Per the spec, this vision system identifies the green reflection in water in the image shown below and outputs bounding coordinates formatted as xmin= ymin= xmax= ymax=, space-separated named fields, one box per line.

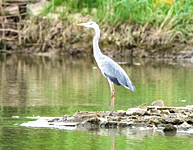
xmin=1 ymin=54 xmax=193 ymax=116
xmin=0 ymin=127 xmax=193 ymax=150
xmin=0 ymin=127 xmax=111 ymax=150
xmin=1 ymin=54 xmax=193 ymax=149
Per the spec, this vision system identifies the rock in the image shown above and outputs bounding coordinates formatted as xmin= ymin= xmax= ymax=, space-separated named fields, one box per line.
xmin=20 ymin=102 xmax=193 ymax=131
xmin=151 ymin=100 xmax=164 ymax=107
xmin=169 ymin=109 xmax=175 ymax=113
xmin=117 ymin=110 xmax=126 ymax=116
xmin=27 ymin=1 xmax=50 ymax=16
xmin=161 ymin=110 xmax=170 ymax=115
xmin=150 ymin=108 xmax=161 ymax=114
xmin=173 ymin=118 xmax=182 ymax=125
xmin=163 ymin=124 xmax=177 ymax=132
xmin=188 ymin=114 xmax=193 ymax=118
xmin=179 ymin=122 xmax=192 ymax=129
xmin=118 ymin=122 xmax=127 ymax=127
xmin=137 ymin=103 xmax=147 ymax=110
xmin=163 ymin=124 xmax=177 ymax=136
xmin=126 ymin=108 xmax=146 ymax=116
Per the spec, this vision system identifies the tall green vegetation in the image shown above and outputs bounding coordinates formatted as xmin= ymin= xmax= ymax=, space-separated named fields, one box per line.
xmin=44 ymin=0 xmax=193 ymax=34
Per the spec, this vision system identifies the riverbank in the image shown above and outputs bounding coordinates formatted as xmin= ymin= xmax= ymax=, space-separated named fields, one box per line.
xmin=1 ymin=0 xmax=193 ymax=59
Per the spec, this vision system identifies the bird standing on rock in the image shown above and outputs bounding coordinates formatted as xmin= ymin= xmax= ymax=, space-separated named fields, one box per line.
xmin=77 ymin=21 xmax=136 ymax=115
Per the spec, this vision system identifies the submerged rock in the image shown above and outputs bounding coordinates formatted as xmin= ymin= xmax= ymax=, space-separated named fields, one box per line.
xmin=163 ymin=124 xmax=177 ymax=132
xmin=163 ymin=124 xmax=177 ymax=136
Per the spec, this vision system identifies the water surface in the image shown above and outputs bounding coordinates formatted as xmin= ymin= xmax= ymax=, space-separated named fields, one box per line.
xmin=0 ymin=54 xmax=193 ymax=149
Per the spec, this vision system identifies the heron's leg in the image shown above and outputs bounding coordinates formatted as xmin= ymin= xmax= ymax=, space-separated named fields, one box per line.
xmin=110 ymin=83 xmax=115 ymax=114
xmin=108 ymin=79 xmax=115 ymax=115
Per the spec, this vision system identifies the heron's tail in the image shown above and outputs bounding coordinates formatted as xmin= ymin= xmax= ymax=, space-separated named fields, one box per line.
xmin=130 ymin=83 xmax=136 ymax=92
xmin=124 ymin=82 xmax=136 ymax=92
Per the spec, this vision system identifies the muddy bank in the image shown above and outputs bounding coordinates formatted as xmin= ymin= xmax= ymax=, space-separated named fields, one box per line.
xmin=1 ymin=13 xmax=193 ymax=59
xmin=21 ymin=101 xmax=193 ymax=135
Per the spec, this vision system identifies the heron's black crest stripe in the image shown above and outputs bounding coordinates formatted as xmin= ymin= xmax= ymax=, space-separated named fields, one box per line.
xmin=104 ymin=73 xmax=121 ymax=86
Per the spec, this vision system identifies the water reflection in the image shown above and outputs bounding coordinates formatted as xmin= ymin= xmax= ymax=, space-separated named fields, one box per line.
xmin=1 ymin=126 xmax=193 ymax=150
xmin=0 ymin=54 xmax=193 ymax=117
xmin=1 ymin=54 xmax=193 ymax=150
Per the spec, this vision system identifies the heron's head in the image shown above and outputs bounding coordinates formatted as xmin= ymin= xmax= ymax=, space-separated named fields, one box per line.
xmin=77 ymin=21 xmax=97 ymax=28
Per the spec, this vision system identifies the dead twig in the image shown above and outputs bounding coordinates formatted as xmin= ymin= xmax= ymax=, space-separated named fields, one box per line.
xmin=0 ymin=36 xmax=18 ymax=41
xmin=0 ymin=13 xmax=27 ymax=19
xmin=0 ymin=28 xmax=19 ymax=33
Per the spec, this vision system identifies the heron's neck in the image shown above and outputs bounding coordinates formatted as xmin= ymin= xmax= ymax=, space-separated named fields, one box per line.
xmin=93 ymin=26 xmax=102 ymax=59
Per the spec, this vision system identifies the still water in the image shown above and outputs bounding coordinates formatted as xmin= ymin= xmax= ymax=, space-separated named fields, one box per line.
xmin=0 ymin=54 xmax=193 ymax=149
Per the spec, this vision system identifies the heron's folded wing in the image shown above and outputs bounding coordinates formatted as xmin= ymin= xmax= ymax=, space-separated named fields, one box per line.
xmin=103 ymin=73 xmax=121 ymax=85
xmin=99 ymin=56 xmax=136 ymax=92
xmin=99 ymin=57 xmax=126 ymax=86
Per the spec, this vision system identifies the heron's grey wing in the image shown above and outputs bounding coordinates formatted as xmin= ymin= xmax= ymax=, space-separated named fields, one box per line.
xmin=100 ymin=58 xmax=127 ymax=86
xmin=104 ymin=72 xmax=121 ymax=85
xmin=99 ymin=56 xmax=136 ymax=92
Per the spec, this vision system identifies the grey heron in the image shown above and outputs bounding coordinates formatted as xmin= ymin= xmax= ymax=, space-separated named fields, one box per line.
xmin=77 ymin=21 xmax=136 ymax=114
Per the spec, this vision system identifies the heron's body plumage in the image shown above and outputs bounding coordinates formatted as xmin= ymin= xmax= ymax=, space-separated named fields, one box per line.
xmin=97 ymin=55 xmax=136 ymax=92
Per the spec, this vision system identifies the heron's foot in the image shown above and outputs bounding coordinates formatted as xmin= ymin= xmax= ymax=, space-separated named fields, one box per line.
xmin=109 ymin=111 xmax=114 ymax=116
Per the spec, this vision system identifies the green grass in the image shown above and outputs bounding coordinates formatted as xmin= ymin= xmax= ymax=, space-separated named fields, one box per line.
xmin=1 ymin=0 xmax=192 ymax=52
xmin=44 ymin=0 xmax=193 ymax=30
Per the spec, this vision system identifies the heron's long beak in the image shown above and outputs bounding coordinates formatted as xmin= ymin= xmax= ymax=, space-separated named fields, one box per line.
xmin=77 ymin=23 xmax=83 ymax=26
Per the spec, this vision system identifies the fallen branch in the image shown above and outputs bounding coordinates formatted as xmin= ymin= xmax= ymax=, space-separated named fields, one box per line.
xmin=0 ymin=28 xmax=19 ymax=33
xmin=0 ymin=36 xmax=18 ymax=41
xmin=0 ymin=13 xmax=27 ymax=18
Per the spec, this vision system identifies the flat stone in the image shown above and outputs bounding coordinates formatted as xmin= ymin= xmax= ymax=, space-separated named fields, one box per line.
xmin=126 ymin=108 xmax=146 ymax=116
xmin=161 ymin=110 xmax=170 ymax=115
xmin=150 ymin=109 xmax=161 ymax=114
xmin=137 ymin=103 xmax=147 ymax=110
xmin=117 ymin=110 xmax=126 ymax=116
xmin=151 ymin=100 xmax=164 ymax=107
xmin=179 ymin=122 xmax=192 ymax=129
